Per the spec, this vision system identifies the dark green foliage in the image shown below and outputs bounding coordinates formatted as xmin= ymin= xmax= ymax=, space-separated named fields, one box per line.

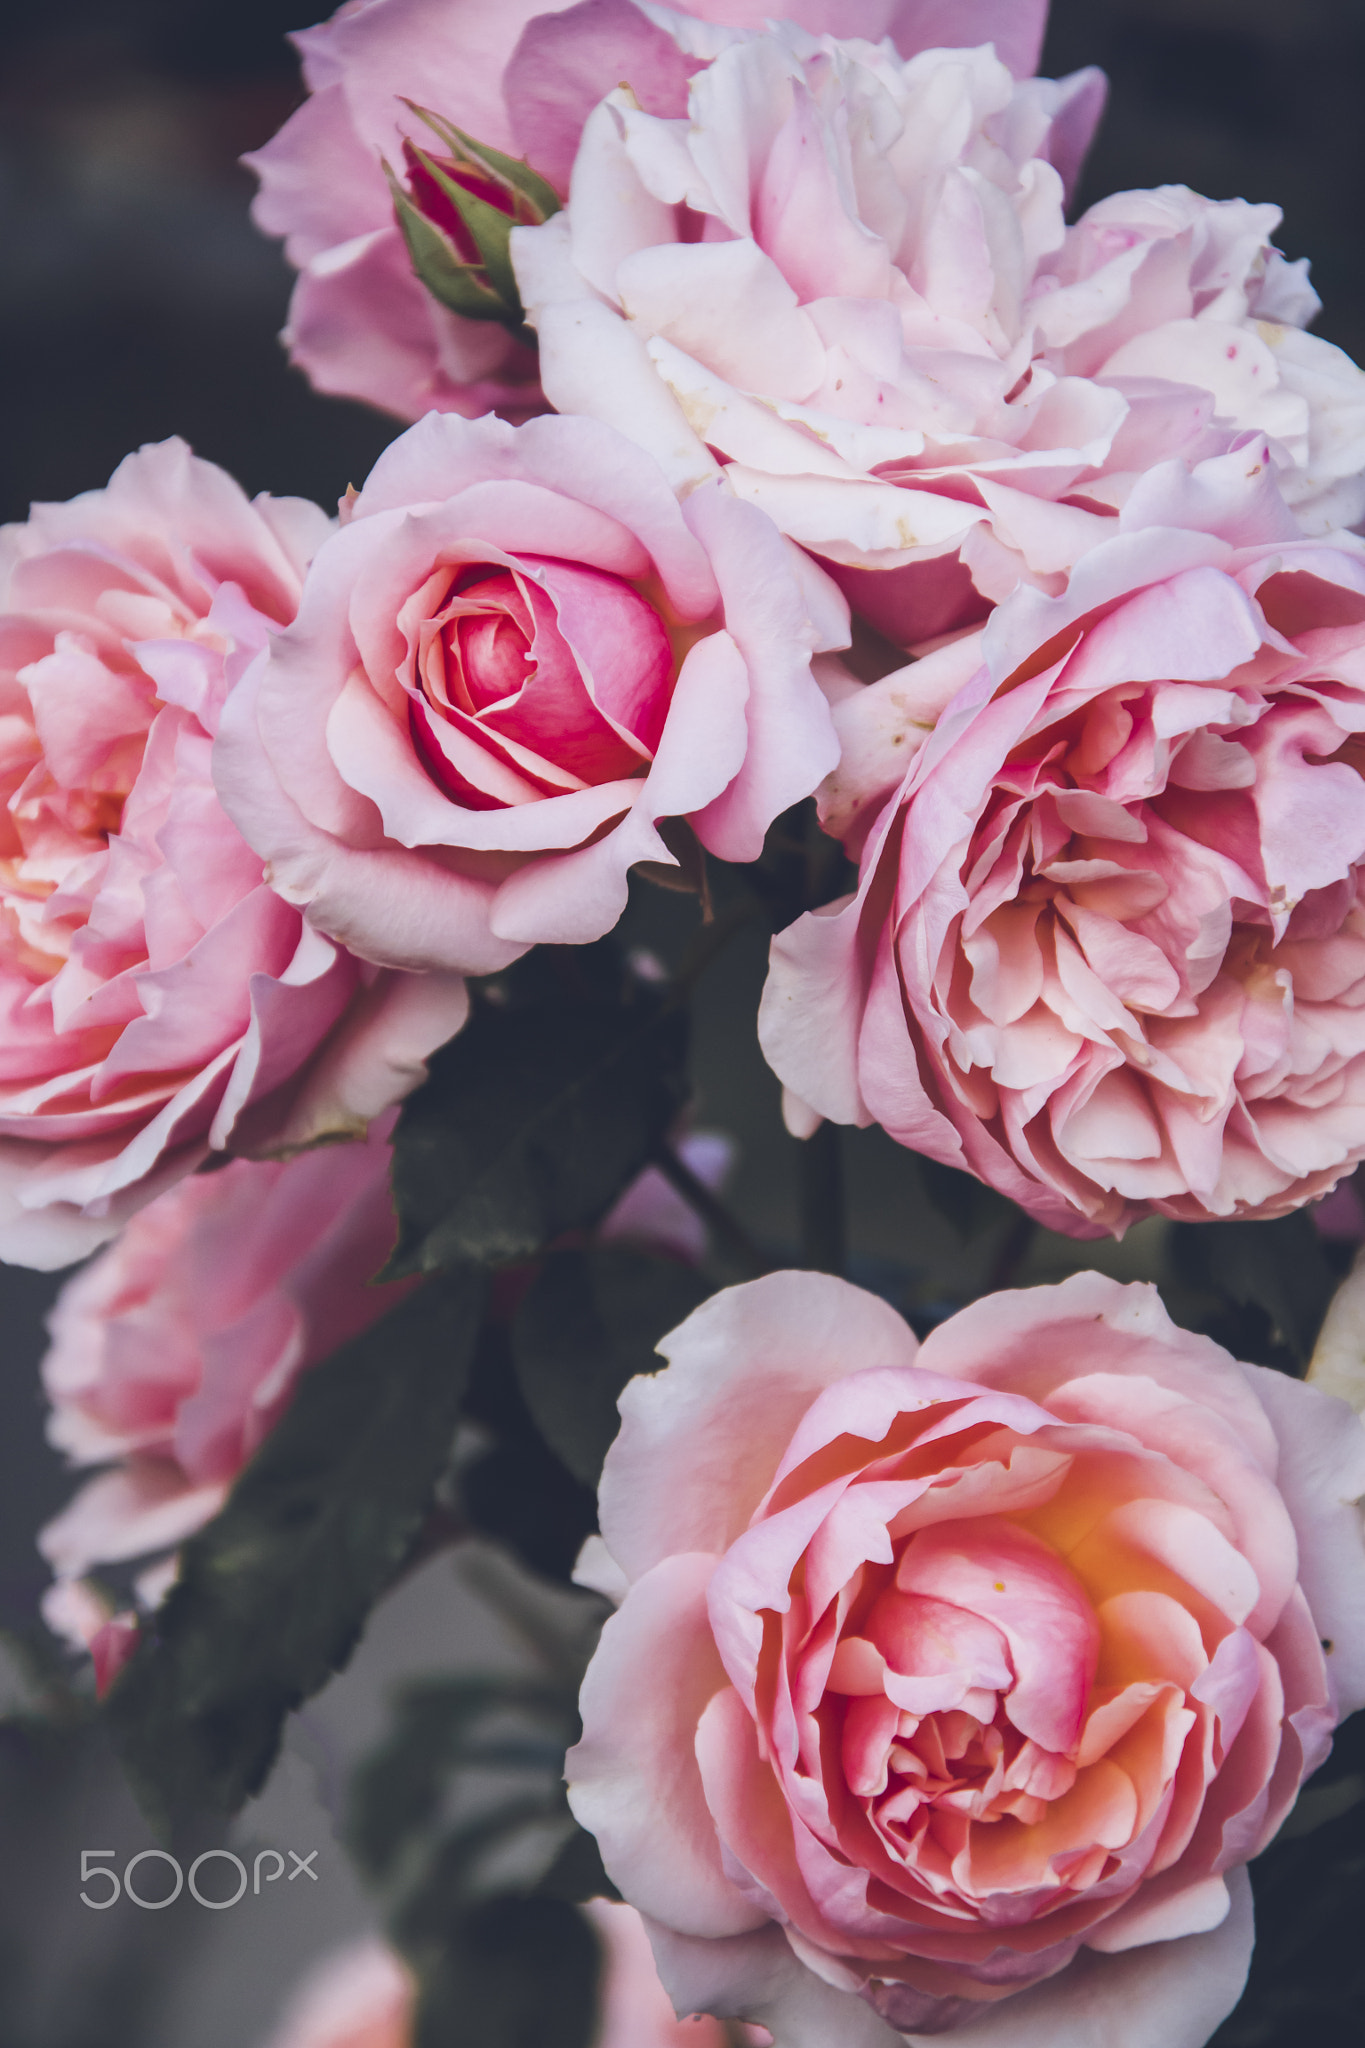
xmin=915 ymin=1155 xmax=1016 ymax=1241
xmin=415 ymin=1896 xmax=601 ymax=2048
xmin=385 ymin=959 xmax=690 ymax=1277
xmin=104 ymin=1271 xmax=484 ymax=1832
xmin=461 ymin=1323 xmax=601 ymax=1582
xmin=346 ymin=1596 xmax=613 ymax=2048
xmin=512 ymin=1248 xmax=712 ymax=1487
xmin=347 ymin=1670 xmax=578 ymax=1896
xmin=1213 ymin=1711 xmax=1365 ymax=2047
xmin=1168 ymin=1212 xmax=1337 ymax=1371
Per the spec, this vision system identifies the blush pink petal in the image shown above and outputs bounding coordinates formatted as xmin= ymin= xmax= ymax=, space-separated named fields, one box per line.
xmin=505 ymin=0 xmax=702 ymax=194
xmin=912 ymin=1866 xmax=1253 ymax=2048
xmin=40 ymin=1119 xmax=413 ymax=1633
xmin=1239 ymin=1363 xmax=1365 ymax=1716
xmin=599 ymin=1272 xmax=918 ymax=1587
xmin=568 ymin=1554 xmax=765 ymax=1939
xmin=643 ymin=1918 xmax=902 ymax=2048
xmin=39 ymin=1463 xmax=228 ymax=1577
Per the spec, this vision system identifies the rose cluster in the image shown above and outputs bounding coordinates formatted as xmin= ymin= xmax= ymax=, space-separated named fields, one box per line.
xmin=11 ymin=3 xmax=1365 ymax=2046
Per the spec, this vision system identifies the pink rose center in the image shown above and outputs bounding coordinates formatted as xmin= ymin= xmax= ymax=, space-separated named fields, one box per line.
xmin=404 ymin=556 xmax=675 ymax=812
xmin=825 ymin=1519 xmax=1098 ymax=1849
xmin=949 ymin=671 xmax=1365 ymax=1128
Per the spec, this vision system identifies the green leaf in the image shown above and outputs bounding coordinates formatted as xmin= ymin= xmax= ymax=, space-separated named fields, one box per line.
xmin=406 ymin=104 xmax=563 ymax=224
xmin=348 ymin=1671 xmax=574 ymax=1887
xmin=460 ymin=1324 xmax=600 ymax=1583
xmin=512 ymin=1248 xmax=711 ymax=1487
xmin=1169 ymin=1211 xmax=1336 ymax=1369
xmin=536 ymin=1820 xmax=621 ymax=1905
xmin=1211 ymin=1708 xmax=1365 ymax=2044
xmin=384 ymin=161 xmax=513 ymax=323
xmin=414 ymin=1895 xmax=600 ymax=2048
xmin=916 ymin=1155 xmax=1015 ymax=1242
xmin=385 ymin=980 xmax=690 ymax=1277
xmin=103 ymin=1271 xmax=484 ymax=1832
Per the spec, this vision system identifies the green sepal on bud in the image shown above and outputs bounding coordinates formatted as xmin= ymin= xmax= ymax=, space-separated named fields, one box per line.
xmin=384 ymin=104 xmax=561 ymax=332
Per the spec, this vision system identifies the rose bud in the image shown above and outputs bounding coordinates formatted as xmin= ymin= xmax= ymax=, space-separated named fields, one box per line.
xmin=385 ymin=106 xmax=560 ymax=334
xmin=243 ymin=0 xmax=1052 ymax=425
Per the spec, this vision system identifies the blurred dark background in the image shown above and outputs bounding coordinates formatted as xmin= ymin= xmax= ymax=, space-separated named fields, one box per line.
xmin=0 ymin=1 xmax=1364 ymax=2042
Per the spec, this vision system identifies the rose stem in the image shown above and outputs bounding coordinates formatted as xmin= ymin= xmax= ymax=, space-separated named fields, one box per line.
xmin=799 ymin=1119 xmax=846 ymax=1277
xmin=653 ymin=1141 xmax=772 ymax=1280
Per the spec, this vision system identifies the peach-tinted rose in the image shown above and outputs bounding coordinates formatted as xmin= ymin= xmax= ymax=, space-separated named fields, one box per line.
xmin=514 ymin=26 xmax=1365 ymax=648
xmin=213 ymin=412 xmax=846 ymax=973
xmin=0 ymin=439 xmax=467 ymax=1268
xmin=245 ymin=0 xmax=1049 ymax=424
xmin=761 ymin=443 xmax=1365 ymax=1234
xmin=39 ymin=1120 xmax=406 ymax=1641
xmin=568 ymin=1269 xmax=1365 ymax=2047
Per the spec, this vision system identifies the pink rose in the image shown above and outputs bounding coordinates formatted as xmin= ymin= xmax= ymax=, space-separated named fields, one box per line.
xmin=568 ymin=1268 xmax=1365 ymax=2046
xmin=245 ymin=0 xmax=1048 ymax=425
xmin=0 ymin=439 xmax=467 ymax=1268
xmin=514 ymin=26 xmax=1365 ymax=647
xmin=261 ymin=1940 xmax=413 ymax=2048
xmin=39 ymin=1120 xmax=406 ymax=1639
xmin=599 ymin=1130 xmax=735 ymax=1266
xmin=761 ymin=443 xmax=1365 ymax=1233
xmin=213 ymin=412 xmax=846 ymax=972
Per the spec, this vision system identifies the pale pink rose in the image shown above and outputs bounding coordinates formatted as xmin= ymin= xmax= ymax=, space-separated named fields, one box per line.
xmin=245 ymin=0 xmax=1048 ymax=424
xmin=0 ymin=439 xmax=468 ymax=1269
xmin=514 ymin=26 xmax=1365 ymax=647
xmin=599 ymin=1129 xmax=735 ymax=1265
xmin=761 ymin=442 xmax=1365 ymax=1234
xmin=568 ymin=1268 xmax=1365 ymax=2046
xmin=261 ymin=1940 xmax=413 ymax=2048
xmin=39 ymin=1120 xmax=407 ymax=1638
xmin=213 ymin=412 xmax=846 ymax=972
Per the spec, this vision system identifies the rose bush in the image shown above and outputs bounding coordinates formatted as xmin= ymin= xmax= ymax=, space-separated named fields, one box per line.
xmin=213 ymin=411 xmax=846 ymax=972
xmin=761 ymin=443 xmax=1365 ymax=1234
xmin=568 ymin=1268 xmax=1365 ymax=2046
xmin=0 ymin=439 xmax=466 ymax=1268
xmin=38 ymin=1118 xmax=407 ymax=1649
xmin=513 ymin=24 xmax=1365 ymax=646
xmin=245 ymin=0 xmax=1050 ymax=424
